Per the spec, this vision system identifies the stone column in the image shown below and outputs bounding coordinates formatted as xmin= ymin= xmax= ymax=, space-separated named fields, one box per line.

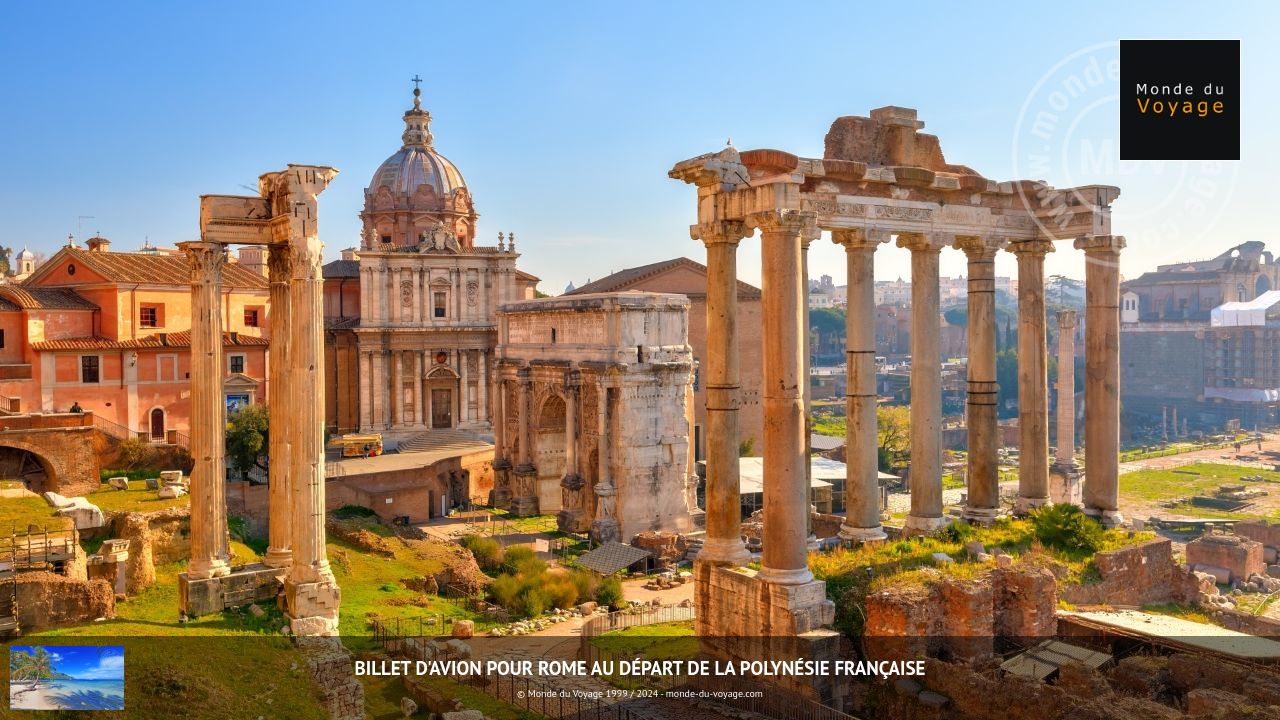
xmin=264 ymin=244 xmax=294 ymax=569
xmin=1076 ymin=235 xmax=1126 ymax=527
xmin=756 ymin=209 xmax=815 ymax=585
xmin=358 ymin=350 xmax=372 ymax=431
xmin=590 ymin=382 xmax=620 ymax=542
xmin=391 ymin=350 xmax=403 ymax=428
xmin=1049 ymin=309 xmax=1083 ymax=505
xmin=492 ymin=373 xmax=513 ymax=509
xmin=694 ymin=220 xmax=750 ymax=566
xmin=511 ymin=367 xmax=538 ymax=516
xmin=956 ymin=237 xmax=1002 ymax=521
xmin=834 ymin=228 xmax=888 ymax=541
xmin=279 ymin=166 xmax=341 ymax=636
xmin=801 ymin=232 xmax=817 ymax=548
xmin=412 ymin=351 xmax=423 ymax=426
xmin=181 ymin=241 xmax=231 ymax=580
xmin=370 ymin=350 xmax=385 ymax=430
xmin=460 ymin=350 xmax=471 ymax=425
xmin=1011 ymin=240 xmax=1054 ymax=513
xmin=897 ymin=232 xmax=948 ymax=534
xmin=478 ymin=351 xmax=488 ymax=426
xmin=557 ymin=371 xmax=587 ymax=532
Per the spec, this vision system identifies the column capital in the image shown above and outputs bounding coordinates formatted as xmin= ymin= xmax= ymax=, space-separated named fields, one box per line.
xmin=267 ymin=242 xmax=294 ymax=280
xmin=179 ymin=241 xmax=227 ymax=276
xmin=749 ymin=209 xmax=817 ymax=237
xmin=895 ymin=231 xmax=948 ymax=253
xmin=953 ymin=235 xmax=1003 ymax=260
xmin=832 ymin=227 xmax=891 ymax=250
xmin=1074 ymin=234 xmax=1126 ymax=254
xmin=1057 ymin=308 xmax=1078 ymax=328
xmin=691 ymin=220 xmax=749 ymax=246
xmin=1007 ymin=238 xmax=1056 ymax=257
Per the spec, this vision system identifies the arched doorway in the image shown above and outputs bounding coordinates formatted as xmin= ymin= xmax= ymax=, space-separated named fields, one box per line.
xmin=535 ymin=395 xmax=566 ymax=513
xmin=149 ymin=408 xmax=165 ymax=441
xmin=0 ymin=446 xmax=55 ymax=494
xmin=425 ymin=367 xmax=459 ymax=429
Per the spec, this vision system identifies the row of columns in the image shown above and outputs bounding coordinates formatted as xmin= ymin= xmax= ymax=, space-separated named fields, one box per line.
xmin=356 ymin=348 xmax=489 ymax=431
xmin=359 ymin=264 xmax=507 ymax=325
xmin=697 ymin=225 xmax=1126 ymax=574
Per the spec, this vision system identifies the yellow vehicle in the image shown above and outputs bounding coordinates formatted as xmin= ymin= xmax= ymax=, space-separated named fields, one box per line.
xmin=336 ymin=433 xmax=383 ymax=458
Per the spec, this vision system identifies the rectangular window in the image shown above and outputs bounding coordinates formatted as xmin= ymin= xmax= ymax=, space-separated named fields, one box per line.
xmin=0 ymin=329 xmax=5 ymax=349
xmin=243 ymin=308 xmax=260 ymax=327
xmin=140 ymin=306 xmax=158 ymax=328
xmin=81 ymin=355 xmax=99 ymax=383
xmin=229 ymin=354 xmax=246 ymax=374
xmin=433 ymin=292 xmax=447 ymax=318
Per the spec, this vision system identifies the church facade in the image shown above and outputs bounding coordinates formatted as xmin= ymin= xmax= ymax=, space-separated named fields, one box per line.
xmin=323 ymin=87 xmax=538 ymax=437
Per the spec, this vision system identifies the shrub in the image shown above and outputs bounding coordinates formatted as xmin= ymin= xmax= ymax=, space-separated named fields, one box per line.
xmin=331 ymin=504 xmax=376 ymax=520
xmin=459 ymin=535 xmax=504 ymax=573
xmin=595 ymin=575 xmax=624 ymax=610
xmin=115 ymin=436 xmax=156 ymax=470
xmin=1030 ymin=504 xmax=1104 ymax=556
xmin=501 ymin=545 xmax=537 ymax=575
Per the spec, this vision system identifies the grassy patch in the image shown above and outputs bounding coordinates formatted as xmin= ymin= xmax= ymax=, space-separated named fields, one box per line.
xmin=0 ymin=494 xmax=69 ymax=533
xmin=88 ymin=484 xmax=190 ymax=514
xmin=1120 ymin=463 xmax=1280 ymax=503
xmin=407 ymin=676 xmax=538 ymax=720
xmin=1142 ymin=602 xmax=1213 ymax=625
xmin=588 ymin=621 xmax=697 ymax=660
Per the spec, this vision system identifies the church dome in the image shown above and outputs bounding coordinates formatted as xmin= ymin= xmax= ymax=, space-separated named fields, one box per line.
xmin=366 ymin=86 xmax=467 ymax=200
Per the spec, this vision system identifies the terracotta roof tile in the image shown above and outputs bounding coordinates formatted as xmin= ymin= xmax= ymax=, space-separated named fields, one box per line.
xmin=38 ymin=247 xmax=268 ymax=289
xmin=566 ymin=257 xmax=761 ymax=299
xmin=31 ymin=330 xmax=268 ymax=352
xmin=0 ymin=285 xmax=98 ymax=310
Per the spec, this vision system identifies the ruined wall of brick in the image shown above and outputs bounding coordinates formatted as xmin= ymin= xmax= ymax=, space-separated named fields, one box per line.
xmin=15 ymin=572 xmax=114 ymax=630
xmin=993 ymin=565 xmax=1058 ymax=641
xmin=1060 ymin=538 xmax=1201 ymax=606
xmin=1185 ymin=534 xmax=1265 ymax=583
xmin=1205 ymin=606 xmax=1280 ymax=637
xmin=1233 ymin=520 xmax=1280 ymax=550
xmin=299 ymin=638 xmax=365 ymax=720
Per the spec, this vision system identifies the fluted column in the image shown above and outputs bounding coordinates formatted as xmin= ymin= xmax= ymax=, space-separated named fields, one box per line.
xmin=358 ymin=350 xmax=372 ymax=431
xmin=1011 ymin=239 xmax=1054 ymax=513
xmin=370 ymin=351 xmax=385 ymax=430
xmin=279 ymin=165 xmax=341 ymax=636
xmin=264 ymin=244 xmax=294 ymax=569
xmin=1076 ymin=235 xmax=1126 ymax=527
xmin=694 ymin=220 xmax=750 ymax=566
xmin=956 ymin=237 xmax=1002 ymax=521
xmin=1055 ymin=310 xmax=1078 ymax=466
xmin=478 ymin=350 xmax=488 ymax=426
xmin=181 ymin=240 xmax=231 ymax=580
xmin=801 ymin=232 xmax=817 ymax=547
xmin=460 ymin=350 xmax=470 ymax=425
xmin=755 ymin=209 xmax=815 ymax=585
xmin=412 ymin=351 xmax=423 ymax=426
xmin=898 ymin=232 xmax=948 ymax=534
xmin=834 ymin=228 xmax=889 ymax=541
xmin=391 ymin=350 xmax=403 ymax=428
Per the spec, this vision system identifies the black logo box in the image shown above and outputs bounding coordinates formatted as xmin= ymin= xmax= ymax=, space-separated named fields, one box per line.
xmin=1120 ymin=40 xmax=1239 ymax=160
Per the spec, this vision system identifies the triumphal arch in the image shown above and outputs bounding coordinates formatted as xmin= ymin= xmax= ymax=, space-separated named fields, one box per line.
xmin=670 ymin=106 xmax=1123 ymax=701
xmin=178 ymin=165 xmax=342 ymax=636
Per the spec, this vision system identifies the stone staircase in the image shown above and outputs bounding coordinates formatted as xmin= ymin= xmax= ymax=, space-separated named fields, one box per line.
xmin=396 ymin=429 xmax=491 ymax=455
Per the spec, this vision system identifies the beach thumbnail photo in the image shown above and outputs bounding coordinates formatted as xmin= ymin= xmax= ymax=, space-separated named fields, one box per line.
xmin=9 ymin=645 xmax=124 ymax=711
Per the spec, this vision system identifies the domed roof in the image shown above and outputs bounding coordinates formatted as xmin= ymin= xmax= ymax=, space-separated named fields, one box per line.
xmin=16 ymin=246 xmax=34 ymax=261
xmin=367 ymin=86 xmax=467 ymax=199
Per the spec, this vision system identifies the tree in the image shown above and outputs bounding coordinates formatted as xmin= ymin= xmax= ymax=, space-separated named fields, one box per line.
xmin=877 ymin=406 xmax=910 ymax=470
xmin=226 ymin=404 xmax=269 ymax=481
xmin=10 ymin=647 xmax=56 ymax=690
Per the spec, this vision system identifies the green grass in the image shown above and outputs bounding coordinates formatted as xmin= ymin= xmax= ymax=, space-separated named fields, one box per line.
xmin=0 ymin=493 xmax=70 ymax=534
xmin=588 ymin=620 xmax=697 ymax=660
xmin=88 ymin=484 xmax=191 ymax=514
xmin=1141 ymin=602 xmax=1214 ymax=625
xmin=1120 ymin=462 xmax=1280 ymax=504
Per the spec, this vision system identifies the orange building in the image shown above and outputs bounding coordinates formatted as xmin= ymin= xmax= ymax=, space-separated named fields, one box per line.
xmin=0 ymin=238 xmax=270 ymax=441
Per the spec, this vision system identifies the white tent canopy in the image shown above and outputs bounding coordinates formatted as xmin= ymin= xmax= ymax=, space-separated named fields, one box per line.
xmin=1211 ymin=290 xmax=1280 ymax=327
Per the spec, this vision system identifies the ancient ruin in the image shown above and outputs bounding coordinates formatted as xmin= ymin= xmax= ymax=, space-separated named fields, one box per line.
xmin=491 ymin=292 xmax=697 ymax=541
xmin=177 ymin=165 xmax=342 ymax=636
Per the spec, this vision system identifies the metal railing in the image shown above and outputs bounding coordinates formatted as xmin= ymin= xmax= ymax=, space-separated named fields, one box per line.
xmin=91 ymin=414 xmax=146 ymax=442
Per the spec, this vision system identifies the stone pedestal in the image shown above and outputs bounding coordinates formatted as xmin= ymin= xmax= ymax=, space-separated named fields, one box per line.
xmin=510 ymin=467 xmax=539 ymax=518
xmin=1049 ymin=463 xmax=1083 ymax=506
xmin=1076 ymin=235 xmax=1125 ymax=528
xmin=490 ymin=459 xmax=513 ymax=509
xmin=556 ymin=474 xmax=588 ymax=532
xmin=179 ymin=564 xmax=288 ymax=618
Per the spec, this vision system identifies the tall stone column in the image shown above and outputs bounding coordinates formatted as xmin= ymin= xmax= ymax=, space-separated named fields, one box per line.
xmin=834 ymin=228 xmax=888 ymax=541
xmin=1076 ymin=235 xmax=1126 ymax=527
xmin=264 ymin=244 xmax=294 ymax=569
xmin=274 ymin=165 xmax=341 ymax=636
xmin=898 ymin=233 xmax=948 ymax=534
xmin=1049 ymin=310 xmax=1082 ymax=505
xmin=460 ymin=350 xmax=471 ymax=425
xmin=358 ymin=351 xmax=372 ymax=431
xmin=370 ymin=350 xmax=385 ymax=430
xmin=590 ymin=381 xmax=620 ymax=543
xmin=478 ymin=351 xmax=488 ymax=426
xmin=492 ymin=373 xmax=513 ymax=509
xmin=801 ymin=234 xmax=816 ymax=547
xmin=755 ymin=210 xmax=815 ymax=585
xmin=511 ymin=367 xmax=538 ymax=516
xmin=391 ymin=350 xmax=403 ymax=428
xmin=1011 ymin=240 xmax=1054 ymax=513
xmin=694 ymin=220 xmax=750 ymax=566
xmin=956 ymin=237 xmax=1002 ymax=521
xmin=557 ymin=371 xmax=587 ymax=532
xmin=181 ymin=241 xmax=231 ymax=580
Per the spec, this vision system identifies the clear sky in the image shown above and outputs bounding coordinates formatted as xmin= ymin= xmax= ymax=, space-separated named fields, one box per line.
xmin=11 ymin=646 xmax=124 ymax=680
xmin=1 ymin=2 xmax=1276 ymax=294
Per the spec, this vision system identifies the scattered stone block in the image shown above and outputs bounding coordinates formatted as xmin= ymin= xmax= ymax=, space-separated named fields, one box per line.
xmin=108 ymin=476 xmax=130 ymax=491
xmin=145 ymin=477 xmax=159 ymax=490
xmin=1267 ymin=565 xmax=1280 ymax=578
xmin=158 ymin=485 xmax=187 ymax=499
xmin=55 ymin=498 xmax=105 ymax=530
xmin=42 ymin=491 xmax=73 ymax=508
xmin=400 ymin=697 xmax=418 ymax=718
xmin=964 ymin=541 xmax=986 ymax=558
xmin=577 ymin=601 xmax=597 ymax=615
xmin=249 ymin=603 xmax=265 ymax=618
xmin=159 ymin=470 xmax=184 ymax=485
xmin=1186 ymin=534 xmax=1264 ymax=584
xmin=931 ymin=552 xmax=955 ymax=564
xmin=917 ymin=691 xmax=949 ymax=708
xmin=1195 ymin=564 xmax=1231 ymax=585
xmin=996 ymin=554 xmax=1013 ymax=568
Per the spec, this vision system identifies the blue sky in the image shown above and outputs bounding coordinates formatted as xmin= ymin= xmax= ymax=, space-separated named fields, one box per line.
xmin=1 ymin=2 xmax=1276 ymax=293
xmin=11 ymin=646 xmax=124 ymax=680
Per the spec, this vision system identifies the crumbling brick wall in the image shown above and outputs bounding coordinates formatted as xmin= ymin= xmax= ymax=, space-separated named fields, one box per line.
xmin=15 ymin=572 xmax=114 ymax=630
xmin=1061 ymin=538 xmax=1200 ymax=606
xmin=1185 ymin=534 xmax=1265 ymax=584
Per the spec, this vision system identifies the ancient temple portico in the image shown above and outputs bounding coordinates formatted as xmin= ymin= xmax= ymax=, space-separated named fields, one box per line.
xmin=178 ymin=165 xmax=342 ymax=636
xmin=669 ymin=106 xmax=1124 ymax=700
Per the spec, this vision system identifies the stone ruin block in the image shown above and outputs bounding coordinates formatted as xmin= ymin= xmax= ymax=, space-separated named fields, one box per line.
xmin=158 ymin=485 xmax=187 ymax=499
xmin=1234 ymin=519 xmax=1280 ymax=552
xmin=178 ymin=563 xmax=286 ymax=618
xmin=939 ymin=578 xmax=995 ymax=661
xmin=108 ymin=476 xmax=130 ymax=491
xmin=159 ymin=470 xmax=185 ymax=486
xmin=1186 ymin=533 xmax=1265 ymax=584
xmin=632 ymin=530 xmax=687 ymax=567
